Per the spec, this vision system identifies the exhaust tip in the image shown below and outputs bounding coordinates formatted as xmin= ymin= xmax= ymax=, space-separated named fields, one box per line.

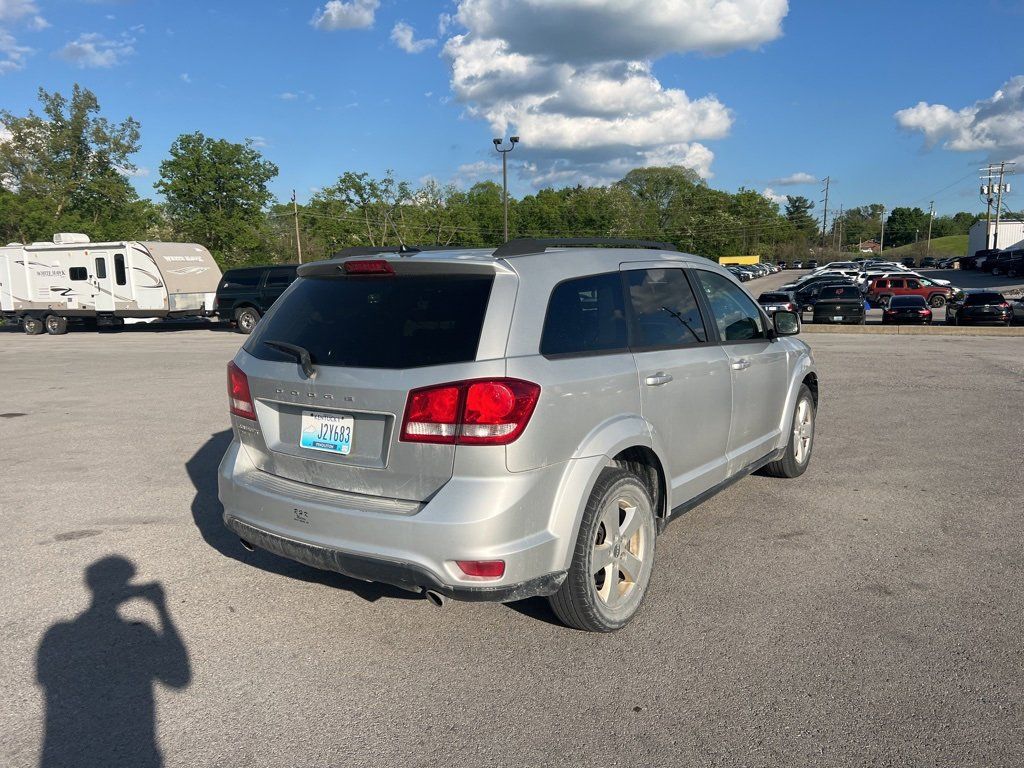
xmin=239 ymin=538 xmax=255 ymax=552
xmin=424 ymin=589 xmax=447 ymax=608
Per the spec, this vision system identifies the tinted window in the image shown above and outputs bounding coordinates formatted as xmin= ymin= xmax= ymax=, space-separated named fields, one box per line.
xmin=693 ymin=270 xmax=765 ymax=341
xmin=626 ymin=268 xmax=706 ymax=347
xmin=964 ymin=292 xmax=1005 ymax=305
xmin=541 ymin=272 xmax=627 ymax=356
xmin=890 ymin=295 xmax=926 ymax=308
xmin=906 ymin=280 xmax=920 ymax=289
xmin=69 ymin=267 xmax=87 ymax=281
xmin=223 ymin=270 xmax=260 ymax=288
xmin=758 ymin=292 xmax=791 ymax=302
xmin=265 ymin=268 xmax=297 ymax=288
xmin=888 ymin=279 xmax=905 ymax=288
xmin=94 ymin=258 xmax=107 ymax=279
xmin=114 ymin=254 xmax=127 ymax=286
xmin=246 ymin=274 xmax=493 ymax=369
xmin=819 ymin=286 xmax=858 ymax=299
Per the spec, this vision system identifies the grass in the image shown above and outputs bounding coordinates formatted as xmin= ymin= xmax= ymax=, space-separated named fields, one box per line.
xmin=882 ymin=235 xmax=968 ymax=258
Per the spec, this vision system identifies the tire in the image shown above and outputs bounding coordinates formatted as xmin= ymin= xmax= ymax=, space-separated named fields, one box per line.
xmin=1009 ymin=268 xmax=1018 ymax=279
xmin=234 ymin=307 xmax=260 ymax=335
xmin=762 ymin=384 xmax=815 ymax=479
xmin=45 ymin=315 xmax=68 ymax=335
xmin=548 ymin=467 xmax=657 ymax=632
xmin=22 ymin=316 xmax=44 ymax=335
xmin=929 ymin=294 xmax=946 ymax=308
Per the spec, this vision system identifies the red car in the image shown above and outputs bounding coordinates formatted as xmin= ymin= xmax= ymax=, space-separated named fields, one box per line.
xmin=866 ymin=276 xmax=952 ymax=308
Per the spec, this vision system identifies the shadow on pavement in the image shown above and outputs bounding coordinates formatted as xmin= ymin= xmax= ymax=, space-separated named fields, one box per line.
xmin=187 ymin=430 xmax=418 ymax=603
xmin=36 ymin=556 xmax=191 ymax=768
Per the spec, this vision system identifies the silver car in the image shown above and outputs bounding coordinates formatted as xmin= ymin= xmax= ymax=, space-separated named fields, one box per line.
xmin=218 ymin=239 xmax=818 ymax=631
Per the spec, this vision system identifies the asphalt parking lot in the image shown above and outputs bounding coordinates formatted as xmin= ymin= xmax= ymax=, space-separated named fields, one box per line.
xmin=1 ymin=328 xmax=1022 ymax=767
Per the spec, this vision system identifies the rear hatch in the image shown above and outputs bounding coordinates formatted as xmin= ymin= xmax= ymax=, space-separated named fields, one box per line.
xmin=233 ymin=257 xmax=513 ymax=502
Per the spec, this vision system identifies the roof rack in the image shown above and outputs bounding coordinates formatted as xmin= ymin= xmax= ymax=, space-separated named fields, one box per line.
xmin=492 ymin=237 xmax=678 ymax=259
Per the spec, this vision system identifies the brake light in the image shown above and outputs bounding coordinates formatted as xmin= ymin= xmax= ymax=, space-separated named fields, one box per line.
xmin=456 ymin=560 xmax=506 ymax=578
xmin=400 ymin=378 xmax=541 ymax=445
xmin=919 ymin=309 xmax=931 ymax=315
xmin=999 ymin=302 xmax=1010 ymax=309
xmin=227 ymin=362 xmax=256 ymax=420
xmin=343 ymin=259 xmax=394 ymax=275
xmin=784 ymin=303 xmax=795 ymax=311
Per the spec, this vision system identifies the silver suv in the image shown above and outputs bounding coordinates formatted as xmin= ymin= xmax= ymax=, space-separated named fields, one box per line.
xmin=218 ymin=239 xmax=817 ymax=631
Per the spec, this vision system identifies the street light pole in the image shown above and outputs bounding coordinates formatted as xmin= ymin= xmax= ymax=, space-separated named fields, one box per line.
xmin=493 ymin=136 xmax=519 ymax=242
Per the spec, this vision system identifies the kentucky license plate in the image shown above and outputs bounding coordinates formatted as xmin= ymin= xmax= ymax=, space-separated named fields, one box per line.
xmin=300 ymin=410 xmax=354 ymax=455
xmin=832 ymin=316 xmax=844 ymax=321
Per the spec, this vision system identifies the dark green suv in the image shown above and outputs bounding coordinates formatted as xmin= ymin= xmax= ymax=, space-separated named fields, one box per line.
xmin=214 ymin=265 xmax=298 ymax=334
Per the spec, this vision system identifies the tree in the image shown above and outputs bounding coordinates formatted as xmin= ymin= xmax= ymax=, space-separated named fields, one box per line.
xmin=884 ymin=207 xmax=929 ymax=248
xmin=784 ymin=196 xmax=818 ymax=239
xmin=0 ymin=84 xmax=154 ymax=242
xmin=156 ymin=133 xmax=278 ymax=263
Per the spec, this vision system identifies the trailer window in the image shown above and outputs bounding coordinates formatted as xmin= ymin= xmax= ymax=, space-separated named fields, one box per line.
xmin=114 ymin=254 xmax=127 ymax=286
xmin=69 ymin=267 xmax=87 ymax=281
xmin=95 ymin=258 xmax=107 ymax=279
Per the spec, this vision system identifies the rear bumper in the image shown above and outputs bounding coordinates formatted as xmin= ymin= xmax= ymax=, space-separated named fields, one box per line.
xmin=958 ymin=313 xmax=1011 ymax=324
xmin=217 ymin=438 xmax=592 ymax=602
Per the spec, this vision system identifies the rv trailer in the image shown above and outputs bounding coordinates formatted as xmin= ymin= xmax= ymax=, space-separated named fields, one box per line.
xmin=0 ymin=234 xmax=223 ymax=335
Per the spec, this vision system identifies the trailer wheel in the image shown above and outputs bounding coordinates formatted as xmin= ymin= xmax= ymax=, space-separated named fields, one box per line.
xmin=45 ymin=315 xmax=68 ymax=335
xmin=235 ymin=307 xmax=260 ymax=335
xmin=22 ymin=316 xmax=45 ymax=335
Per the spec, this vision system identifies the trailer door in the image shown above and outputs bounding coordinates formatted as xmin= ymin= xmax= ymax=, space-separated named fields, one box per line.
xmin=92 ymin=252 xmax=116 ymax=312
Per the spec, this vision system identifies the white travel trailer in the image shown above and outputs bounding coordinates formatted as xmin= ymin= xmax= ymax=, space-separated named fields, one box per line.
xmin=0 ymin=234 xmax=222 ymax=335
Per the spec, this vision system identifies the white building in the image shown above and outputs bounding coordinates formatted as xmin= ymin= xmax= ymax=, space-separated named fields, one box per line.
xmin=968 ymin=219 xmax=1024 ymax=256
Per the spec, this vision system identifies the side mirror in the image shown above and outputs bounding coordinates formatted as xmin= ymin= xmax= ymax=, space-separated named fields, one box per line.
xmin=773 ymin=310 xmax=800 ymax=336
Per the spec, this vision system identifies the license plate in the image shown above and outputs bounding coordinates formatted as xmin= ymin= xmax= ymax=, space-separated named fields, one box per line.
xmin=832 ymin=315 xmax=843 ymax=321
xmin=766 ymin=305 xmax=780 ymax=311
xmin=300 ymin=410 xmax=353 ymax=455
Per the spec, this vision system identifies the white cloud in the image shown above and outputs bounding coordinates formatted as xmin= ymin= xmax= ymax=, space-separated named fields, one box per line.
xmin=0 ymin=0 xmax=45 ymax=74
xmin=57 ymin=32 xmax=135 ymax=68
xmin=761 ymin=187 xmax=787 ymax=205
xmin=279 ymin=90 xmax=314 ymax=102
xmin=443 ymin=0 xmax=788 ymax=186
xmin=180 ymin=72 xmax=191 ymax=83
xmin=438 ymin=13 xmax=453 ymax=35
xmin=453 ymin=159 xmax=502 ymax=187
xmin=117 ymin=165 xmax=150 ymax=178
xmin=771 ymin=171 xmax=815 ymax=186
xmin=895 ymin=76 xmax=1024 ymax=161
xmin=247 ymin=136 xmax=269 ymax=148
xmin=391 ymin=21 xmax=435 ymax=54
xmin=312 ymin=0 xmax=379 ymax=31
xmin=0 ymin=28 xmax=30 ymax=73
xmin=0 ymin=0 xmax=42 ymax=23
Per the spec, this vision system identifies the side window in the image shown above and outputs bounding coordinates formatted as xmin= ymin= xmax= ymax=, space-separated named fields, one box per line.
xmin=265 ymin=268 xmax=296 ymax=288
xmin=540 ymin=272 xmax=627 ymax=357
xmin=693 ymin=270 xmax=766 ymax=342
xmin=890 ymin=279 xmax=905 ymax=289
xmin=224 ymin=271 xmax=260 ymax=288
xmin=625 ymin=268 xmax=707 ymax=347
xmin=114 ymin=254 xmax=127 ymax=286
xmin=95 ymin=258 xmax=107 ymax=279
xmin=906 ymin=279 xmax=920 ymax=289
xmin=69 ymin=267 xmax=87 ymax=281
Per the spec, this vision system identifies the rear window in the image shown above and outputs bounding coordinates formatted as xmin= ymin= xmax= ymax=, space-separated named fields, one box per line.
xmin=758 ymin=292 xmax=791 ymax=302
xmin=890 ymin=295 xmax=926 ymax=307
xmin=965 ymin=292 xmax=1005 ymax=305
xmin=245 ymin=274 xmax=494 ymax=369
xmin=819 ymin=286 xmax=858 ymax=299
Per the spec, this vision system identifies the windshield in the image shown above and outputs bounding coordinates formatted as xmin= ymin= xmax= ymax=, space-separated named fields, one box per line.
xmin=244 ymin=274 xmax=494 ymax=369
xmin=890 ymin=296 xmax=926 ymax=308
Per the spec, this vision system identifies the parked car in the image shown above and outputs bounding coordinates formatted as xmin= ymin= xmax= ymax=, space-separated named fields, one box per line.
xmin=795 ymin=278 xmax=857 ymax=312
xmin=1012 ymin=297 xmax=1024 ymax=324
xmin=791 ymin=260 xmax=803 ymax=269
xmin=727 ymin=266 xmax=750 ymax=282
xmin=919 ymin=257 xmax=937 ymax=268
xmin=215 ymin=264 xmax=299 ymax=334
xmin=218 ymin=240 xmax=817 ymax=631
xmin=882 ymin=295 xmax=932 ymax=325
xmin=757 ymin=291 xmax=799 ymax=317
xmin=965 ymin=249 xmax=998 ymax=271
xmin=945 ymin=290 xmax=1012 ymax=326
xmin=812 ymin=284 xmax=866 ymax=324
xmin=990 ymin=249 xmax=1024 ymax=277
xmin=865 ymin=276 xmax=953 ymax=308
xmin=901 ymin=256 xmax=917 ymax=267
xmin=807 ymin=259 xmax=819 ymax=269
xmin=777 ymin=261 xmax=788 ymax=269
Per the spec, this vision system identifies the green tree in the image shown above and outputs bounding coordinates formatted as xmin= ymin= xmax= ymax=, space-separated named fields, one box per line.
xmin=156 ymin=132 xmax=278 ymax=264
xmin=884 ymin=207 xmax=929 ymax=247
xmin=0 ymin=84 xmax=154 ymax=242
xmin=784 ymin=196 xmax=818 ymax=239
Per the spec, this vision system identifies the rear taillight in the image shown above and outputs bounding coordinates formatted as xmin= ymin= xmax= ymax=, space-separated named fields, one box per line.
xmin=227 ymin=362 xmax=256 ymax=420
xmin=999 ymin=302 xmax=1010 ymax=309
xmin=400 ymin=378 xmax=540 ymax=445
xmin=884 ymin=309 xmax=896 ymax=315
xmin=456 ymin=560 xmax=506 ymax=578
xmin=343 ymin=259 xmax=394 ymax=275
xmin=919 ymin=309 xmax=931 ymax=315
xmin=784 ymin=303 xmax=795 ymax=311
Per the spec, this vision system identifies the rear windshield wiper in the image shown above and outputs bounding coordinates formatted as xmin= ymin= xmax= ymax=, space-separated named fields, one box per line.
xmin=263 ymin=340 xmax=316 ymax=379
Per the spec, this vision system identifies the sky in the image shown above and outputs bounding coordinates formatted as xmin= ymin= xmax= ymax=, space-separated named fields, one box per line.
xmin=2 ymin=0 xmax=1024 ymax=216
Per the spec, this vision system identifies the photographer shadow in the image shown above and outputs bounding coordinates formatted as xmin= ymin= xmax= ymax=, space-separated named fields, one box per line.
xmin=188 ymin=430 xmax=417 ymax=602
xmin=36 ymin=556 xmax=191 ymax=768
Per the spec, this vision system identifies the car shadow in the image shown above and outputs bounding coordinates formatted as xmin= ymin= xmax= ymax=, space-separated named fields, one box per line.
xmin=36 ymin=556 xmax=191 ymax=768
xmin=187 ymin=430 xmax=418 ymax=603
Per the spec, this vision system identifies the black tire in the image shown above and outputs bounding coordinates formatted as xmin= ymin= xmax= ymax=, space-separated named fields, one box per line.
xmin=762 ymin=384 xmax=815 ymax=479
xmin=548 ymin=467 xmax=657 ymax=632
xmin=929 ymin=294 xmax=946 ymax=308
xmin=22 ymin=316 xmax=44 ymax=335
xmin=1008 ymin=268 xmax=1018 ymax=279
xmin=235 ymin=307 xmax=260 ymax=335
xmin=44 ymin=315 xmax=68 ymax=335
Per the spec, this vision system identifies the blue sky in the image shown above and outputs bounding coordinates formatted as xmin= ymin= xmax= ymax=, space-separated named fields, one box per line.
xmin=2 ymin=1 xmax=1023 ymax=216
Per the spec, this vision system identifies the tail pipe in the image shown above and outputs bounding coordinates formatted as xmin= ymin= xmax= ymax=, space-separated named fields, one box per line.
xmin=424 ymin=589 xmax=447 ymax=608
xmin=239 ymin=538 xmax=255 ymax=552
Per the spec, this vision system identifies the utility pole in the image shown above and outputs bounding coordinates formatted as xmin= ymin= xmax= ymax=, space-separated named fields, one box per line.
xmin=291 ymin=189 xmax=303 ymax=264
xmin=833 ymin=205 xmax=844 ymax=251
xmin=926 ymin=201 xmax=934 ymax=254
xmin=819 ymin=176 xmax=830 ymax=249
xmin=993 ymin=161 xmax=1014 ymax=249
xmin=879 ymin=205 xmax=886 ymax=254
xmin=980 ymin=162 xmax=1014 ymax=249
xmin=492 ymin=136 xmax=520 ymax=242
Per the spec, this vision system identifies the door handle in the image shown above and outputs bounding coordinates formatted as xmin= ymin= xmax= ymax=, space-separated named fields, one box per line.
xmin=731 ymin=358 xmax=752 ymax=371
xmin=645 ymin=373 xmax=673 ymax=386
